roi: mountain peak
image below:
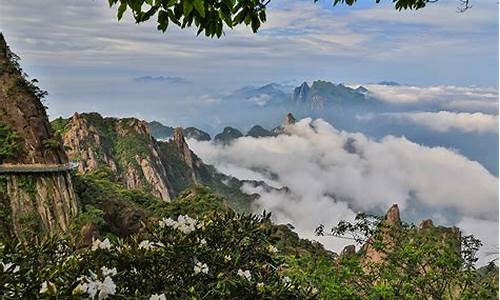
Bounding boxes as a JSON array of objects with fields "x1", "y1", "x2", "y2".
[
  {"x1": 214, "y1": 127, "x2": 243, "y2": 144},
  {"x1": 384, "y1": 204, "x2": 401, "y2": 226},
  {"x1": 284, "y1": 112, "x2": 296, "y2": 127},
  {"x1": 173, "y1": 127, "x2": 186, "y2": 144},
  {"x1": 292, "y1": 82, "x2": 310, "y2": 104}
]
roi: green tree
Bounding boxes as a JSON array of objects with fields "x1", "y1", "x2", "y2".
[
  {"x1": 307, "y1": 213, "x2": 499, "y2": 299},
  {"x1": 108, "y1": 0, "x2": 471, "y2": 38}
]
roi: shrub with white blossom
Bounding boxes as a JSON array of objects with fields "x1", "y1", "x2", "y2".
[{"x1": 0, "y1": 211, "x2": 317, "y2": 299}]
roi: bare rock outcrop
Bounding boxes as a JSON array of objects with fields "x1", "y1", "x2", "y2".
[
  {"x1": 62, "y1": 113, "x2": 173, "y2": 201},
  {"x1": 362, "y1": 204, "x2": 401, "y2": 265},
  {"x1": 0, "y1": 33, "x2": 78, "y2": 237}
]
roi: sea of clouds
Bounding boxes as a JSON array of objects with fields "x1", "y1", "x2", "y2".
[{"x1": 188, "y1": 117, "x2": 499, "y2": 265}]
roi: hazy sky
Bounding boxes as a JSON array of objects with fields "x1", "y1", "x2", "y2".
[{"x1": 0, "y1": 0, "x2": 498, "y2": 122}]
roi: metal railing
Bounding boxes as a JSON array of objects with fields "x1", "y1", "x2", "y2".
[{"x1": 0, "y1": 162, "x2": 78, "y2": 174}]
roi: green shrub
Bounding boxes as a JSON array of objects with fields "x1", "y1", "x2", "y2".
[
  {"x1": 0, "y1": 212, "x2": 317, "y2": 299},
  {"x1": 0, "y1": 123, "x2": 21, "y2": 163}
]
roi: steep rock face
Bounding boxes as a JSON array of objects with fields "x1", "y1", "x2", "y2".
[
  {"x1": 362, "y1": 204, "x2": 401, "y2": 265},
  {"x1": 63, "y1": 113, "x2": 118, "y2": 174},
  {"x1": 357, "y1": 204, "x2": 462, "y2": 268},
  {"x1": 62, "y1": 113, "x2": 173, "y2": 201},
  {"x1": 290, "y1": 80, "x2": 372, "y2": 111},
  {"x1": 0, "y1": 33, "x2": 78, "y2": 237},
  {"x1": 292, "y1": 82, "x2": 310, "y2": 104},
  {"x1": 173, "y1": 128, "x2": 199, "y2": 182}
]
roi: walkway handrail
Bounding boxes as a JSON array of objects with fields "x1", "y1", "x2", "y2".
[{"x1": 0, "y1": 162, "x2": 78, "y2": 174}]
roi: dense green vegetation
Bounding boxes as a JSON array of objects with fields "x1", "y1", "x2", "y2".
[
  {"x1": 0, "y1": 212, "x2": 318, "y2": 299},
  {"x1": 0, "y1": 123, "x2": 21, "y2": 163},
  {"x1": 50, "y1": 117, "x2": 70, "y2": 136},
  {"x1": 0, "y1": 160, "x2": 497, "y2": 299}
]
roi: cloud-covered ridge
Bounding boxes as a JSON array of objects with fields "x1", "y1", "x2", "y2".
[
  {"x1": 361, "y1": 84, "x2": 498, "y2": 113},
  {"x1": 188, "y1": 117, "x2": 498, "y2": 263},
  {"x1": 359, "y1": 111, "x2": 499, "y2": 134}
]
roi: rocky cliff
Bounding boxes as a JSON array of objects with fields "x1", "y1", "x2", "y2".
[
  {"x1": 62, "y1": 112, "x2": 173, "y2": 201},
  {"x1": 290, "y1": 80, "x2": 372, "y2": 111},
  {"x1": 56, "y1": 113, "x2": 255, "y2": 210},
  {"x1": 352, "y1": 204, "x2": 462, "y2": 268},
  {"x1": 0, "y1": 33, "x2": 78, "y2": 238}
]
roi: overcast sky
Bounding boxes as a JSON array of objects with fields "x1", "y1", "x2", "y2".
[{"x1": 0, "y1": 0, "x2": 498, "y2": 121}]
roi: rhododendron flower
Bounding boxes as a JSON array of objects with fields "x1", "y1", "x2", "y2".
[
  {"x1": 150, "y1": 293, "x2": 167, "y2": 300},
  {"x1": 39, "y1": 281, "x2": 57, "y2": 295},
  {"x1": 159, "y1": 217, "x2": 176, "y2": 228},
  {"x1": 194, "y1": 261, "x2": 209, "y2": 274},
  {"x1": 101, "y1": 266, "x2": 117, "y2": 277},
  {"x1": 139, "y1": 240, "x2": 155, "y2": 250},
  {"x1": 92, "y1": 238, "x2": 112, "y2": 251},
  {"x1": 237, "y1": 269, "x2": 252, "y2": 281},
  {"x1": 176, "y1": 215, "x2": 198, "y2": 234},
  {"x1": 1, "y1": 262, "x2": 19, "y2": 273},
  {"x1": 98, "y1": 276, "x2": 116, "y2": 299}
]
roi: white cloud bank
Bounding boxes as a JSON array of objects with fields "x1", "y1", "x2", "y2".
[
  {"x1": 359, "y1": 84, "x2": 499, "y2": 114},
  {"x1": 359, "y1": 111, "x2": 499, "y2": 134},
  {"x1": 188, "y1": 118, "x2": 498, "y2": 264}
]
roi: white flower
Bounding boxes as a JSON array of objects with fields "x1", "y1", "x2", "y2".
[
  {"x1": 150, "y1": 294, "x2": 167, "y2": 300},
  {"x1": 101, "y1": 266, "x2": 117, "y2": 277},
  {"x1": 267, "y1": 245, "x2": 278, "y2": 254},
  {"x1": 98, "y1": 276, "x2": 116, "y2": 299},
  {"x1": 311, "y1": 287, "x2": 319, "y2": 294},
  {"x1": 193, "y1": 261, "x2": 209, "y2": 274},
  {"x1": 159, "y1": 217, "x2": 176, "y2": 228},
  {"x1": 85, "y1": 280, "x2": 99, "y2": 298},
  {"x1": 1, "y1": 262, "x2": 19, "y2": 273},
  {"x1": 199, "y1": 239, "x2": 207, "y2": 246},
  {"x1": 92, "y1": 238, "x2": 112, "y2": 251},
  {"x1": 224, "y1": 255, "x2": 232, "y2": 262},
  {"x1": 39, "y1": 281, "x2": 57, "y2": 295},
  {"x1": 237, "y1": 269, "x2": 252, "y2": 281},
  {"x1": 139, "y1": 240, "x2": 155, "y2": 250},
  {"x1": 174, "y1": 215, "x2": 198, "y2": 234},
  {"x1": 282, "y1": 276, "x2": 291, "y2": 284}
]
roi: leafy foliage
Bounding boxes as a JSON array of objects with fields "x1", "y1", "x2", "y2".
[
  {"x1": 50, "y1": 117, "x2": 70, "y2": 136},
  {"x1": 309, "y1": 213, "x2": 499, "y2": 299},
  {"x1": 0, "y1": 212, "x2": 318, "y2": 299},
  {"x1": 108, "y1": 0, "x2": 446, "y2": 38},
  {"x1": 1, "y1": 36, "x2": 48, "y2": 101},
  {"x1": 0, "y1": 123, "x2": 21, "y2": 163}
]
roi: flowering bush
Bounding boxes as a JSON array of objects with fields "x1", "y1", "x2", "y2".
[{"x1": 0, "y1": 211, "x2": 317, "y2": 299}]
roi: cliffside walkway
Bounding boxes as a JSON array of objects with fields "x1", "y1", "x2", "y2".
[{"x1": 0, "y1": 162, "x2": 78, "y2": 174}]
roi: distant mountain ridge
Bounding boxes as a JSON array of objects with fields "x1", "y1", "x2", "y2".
[
  {"x1": 224, "y1": 80, "x2": 379, "y2": 112},
  {"x1": 290, "y1": 80, "x2": 372, "y2": 110},
  {"x1": 147, "y1": 121, "x2": 211, "y2": 141}
]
